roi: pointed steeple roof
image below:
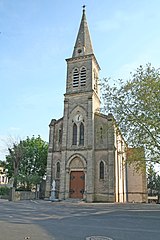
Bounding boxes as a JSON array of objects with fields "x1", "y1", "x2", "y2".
[{"x1": 72, "y1": 6, "x2": 93, "y2": 57}]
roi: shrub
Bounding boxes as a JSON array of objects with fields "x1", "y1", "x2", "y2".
[{"x1": 0, "y1": 186, "x2": 10, "y2": 196}]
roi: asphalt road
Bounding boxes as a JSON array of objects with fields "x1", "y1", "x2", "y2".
[{"x1": 0, "y1": 199, "x2": 160, "y2": 240}]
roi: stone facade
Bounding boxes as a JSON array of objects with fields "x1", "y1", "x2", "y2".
[{"x1": 45, "y1": 8, "x2": 147, "y2": 203}]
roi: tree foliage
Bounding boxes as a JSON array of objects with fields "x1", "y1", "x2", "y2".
[
  {"x1": 6, "y1": 135, "x2": 48, "y2": 190},
  {"x1": 0, "y1": 160, "x2": 6, "y2": 168},
  {"x1": 147, "y1": 164, "x2": 160, "y2": 195},
  {"x1": 0, "y1": 186, "x2": 10, "y2": 196},
  {"x1": 6, "y1": 140, "x2": 24, "y2": 188},
  {"x1": 101, "y1": 63, "x2": 160, "y2": 164}
]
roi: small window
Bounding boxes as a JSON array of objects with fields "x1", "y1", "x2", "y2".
[
  {"x1": 58, "y1": 129, "x2": 62, "y2": 143},
  {"x1": 78, "y1": 48, "x2": 82, "y2": 53},
  {"x1": 73, "y1": 68, "x2": 79, "y2": 87},
  {"x1": 56, "y1": 162, "x2": 60, "y2": 178},
  {"x1": 100, "y1": 127, "x2": 103, "y2": 141},
  {"x1": 80, "y1": 67, "x2": 86, "y2": 86},
  {"x1": 94, "y1": 70, "x2": 98, "y2": 93},
  {"x1": 79, "y1": 122, "x2": 84, "y2": 145},
  {"x1": 72, "y1": 123, "x2": 77, "y2": 145},
  {"x1": 99, "y1": 161, "x2": 105, "y2": 180}
]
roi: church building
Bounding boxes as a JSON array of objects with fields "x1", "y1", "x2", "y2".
[{"x1": 45, "y1": 7, "x2": 147, "y2": 203}]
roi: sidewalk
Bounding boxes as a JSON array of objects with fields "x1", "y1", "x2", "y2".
[{"x1": 0, "y1": 198, "x2": 8, "y2": 203}]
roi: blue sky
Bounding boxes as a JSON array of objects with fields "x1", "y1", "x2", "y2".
[{"x1": 0, "y1": 0, "x2": 160, "y2": 160}]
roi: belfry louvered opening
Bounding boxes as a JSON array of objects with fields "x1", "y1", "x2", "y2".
[
  {"x1": 80, "y1": 67, "x2": 86, "y2": 86},
  {"x1": 73, "y1": 68, "x2": 79, "y2": 87}
]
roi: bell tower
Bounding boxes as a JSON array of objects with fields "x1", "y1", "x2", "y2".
[
  {"x1": 46, "y1": 7, "x2": 103, "y2": 203},
  {"x1": 58, "y1": 7, "x2": 101, "y2": 202},
  {"x1": 65, "y1": 6, "x2": 101, "y2": 112}
]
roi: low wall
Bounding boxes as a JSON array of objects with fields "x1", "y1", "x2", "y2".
[
  {"x1": 9, "y1": 188, "x2": 36, "y2": 201},
  {"x1": 127, "y1": 192, "x2": 147, "y2": 203},
  {"x1": 0, "y1": 195, "x2": 9, "y2": 199}
]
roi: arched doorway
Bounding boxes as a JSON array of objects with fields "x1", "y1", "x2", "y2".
[{"x1": 68, "y1": 157, "x2": 85, "y2": 199}]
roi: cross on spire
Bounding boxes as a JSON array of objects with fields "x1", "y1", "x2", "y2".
[{"x1": 82, "y1": 5, "x2": 86, "y2": 11}]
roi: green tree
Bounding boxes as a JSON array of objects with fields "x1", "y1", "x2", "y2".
[
  {"x1": 147, "y1": 164, "x2": 157, "y2": 196},
  {"x1": 147, "y1": 164, "x2": 160, "y2": 196},
  {"x1": 6, "y1": 141, "x2": 24, "y2": 188},
  {"x1": 156, "y1": 175, "x2": 160, "y2": 195},
  {"x1": 102, "y1": 63, "x2": 160, "y2": 165},
  {"x1": 6, "y1": 136, "x2": 48, "y2": 190},
  {"x1": 0, "y1": 160, "x2": 6, "y2": 168}
]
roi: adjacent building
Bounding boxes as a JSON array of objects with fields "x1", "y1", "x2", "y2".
[{"x1": 0, "y1": 166, "x2": 8, "y2": 185}]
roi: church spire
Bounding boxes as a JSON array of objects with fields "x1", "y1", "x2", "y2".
[{"x1": 72, "y1": 6, "x2": 93, "y2": 57}]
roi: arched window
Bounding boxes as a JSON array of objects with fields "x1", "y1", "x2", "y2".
[
  {"x1": 56, "y1": 162, "x2": 60, "y2": 178},
  {"x1": 73, "y1": 68, "x2": 79, "y2": 87},
  {"x1": 72, "y1": 123, "x2": 77, "y2": 145},
  {"x1": 80, "y1": 67, "x2": 86, "y2": 86},
  {"x1": 99, "y1": 161, "x2": 105, "y2": 180},
  {"x1": 79, "y1": 122, "x2": 84, "y2": 145}
]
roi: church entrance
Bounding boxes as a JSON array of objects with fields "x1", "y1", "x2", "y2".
[{"x1": 69, "y1": 171, "x2": 85, "y2": 198}]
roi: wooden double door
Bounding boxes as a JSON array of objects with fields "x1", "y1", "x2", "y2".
[{"x1": 69, "y1": 171, "x2": 85, "y2": 198}]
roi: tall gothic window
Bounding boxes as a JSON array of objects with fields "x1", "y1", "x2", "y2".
[
  {"x1": 73, "y1": 68, "x2": 79, "y2": 87},
  {"x1": 56, "y1": 162, "x2": 60, "y2": 178},
  {"x1": 79, "y1": 122, "x2": 84, "y2": 145},
  {"x1": 100, "y1": 127, "x2": 103, "y2": 141},
  {"x1": 99, "y1": 161, "x2": 105, "y2": 180},
  {"x1": 72, "y1": 123, "x2": 77, "y2": 145},
  {"x1": 58, "y1": 129, "x2": 62, "y2": 143},
  {"x1": 80, "y1": 67, "x2": 86, "y2": 86},
  {"x1": 94, "y1": 70, "x2": 98, "y2": 93}
]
